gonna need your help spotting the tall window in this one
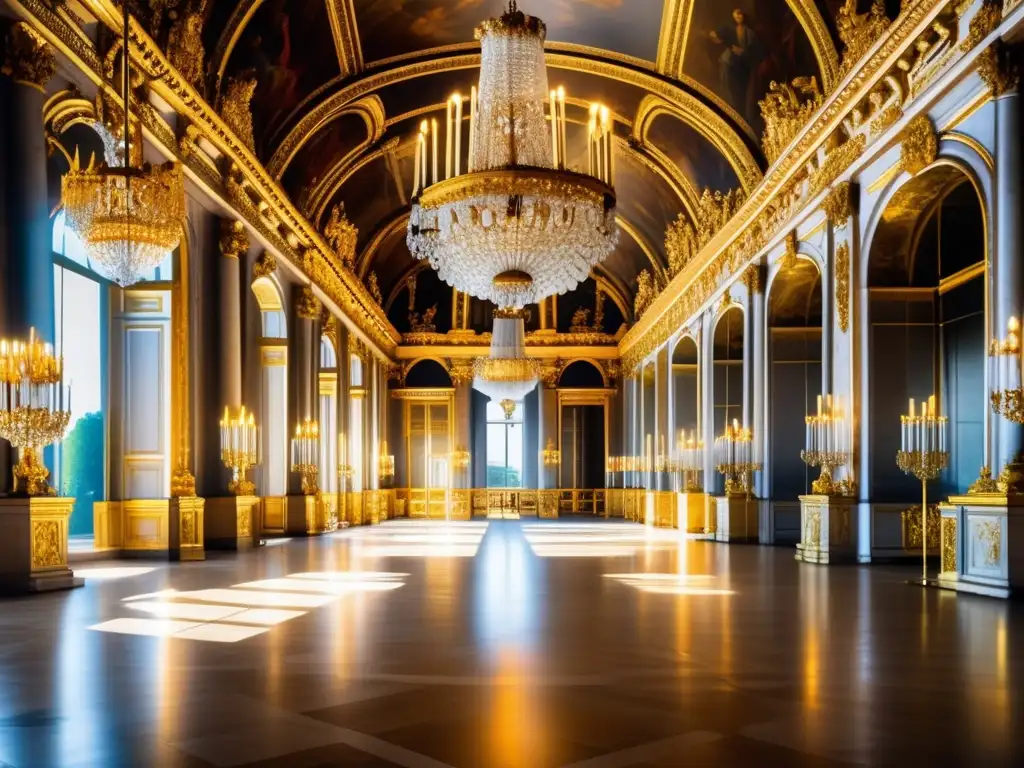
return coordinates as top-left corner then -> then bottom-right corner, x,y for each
486,399 -> 523,488
319,337 -> 338,493
252,275 -> 288,496
350,355 -> 365,492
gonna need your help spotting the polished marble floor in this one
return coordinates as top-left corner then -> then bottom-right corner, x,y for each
1,519 -> 1022,767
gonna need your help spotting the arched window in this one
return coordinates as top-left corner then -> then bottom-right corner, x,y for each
349,354 -> 365,492
252,275 -> 288,496
319,336 -> 338,493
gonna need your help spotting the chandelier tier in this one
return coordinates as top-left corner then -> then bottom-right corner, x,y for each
406,1 -> 618,309
60,0 -> 186,287
472,310 -> 539,418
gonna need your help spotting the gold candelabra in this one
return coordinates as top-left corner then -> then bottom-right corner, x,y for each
800,394 -> 851,496
990,316 -> 1023,423
378,441 -> 395,485
219,405 -> 260,495
0,329 -> 71,496
896,395 -> 949,584
676,429 -> 704,492
542,438 -> 560,468
714,419 -> 760,497
451,448 -> 472,472
291,419 -> 320,495
337,431 -> 353,491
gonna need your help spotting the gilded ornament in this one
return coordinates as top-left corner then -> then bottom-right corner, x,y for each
899,115 -> 938,175
959,1 -> 1002,53
941,516 -> 957,573
968,465 -> 1001,493
297,286 -> 320,320
2,22 -> 56,91
219,219 -> 249,259
902,505 -> 941,550
977,520 -> 1001,566
664,213 -> 698,277
778,230 -> 798,270
323,202 -> 357,269
31,520 -> 62,569
837,0 -> 890,75
409,305 -> 437,333
540,360 -> 563,389
822,182 -> 855,228
253,251 -> 277,279
977,42 -> 1019,97
759,76 -> 822,165
366,272 -> 383,306
166,0 -> 208,93
237,506 -> 251,537
570,307 -> 591,333
835,242 -> 850,333
171,466 -> 197,497
222,72 -> 257,152
869,103 -> 903,134
634,269 -> 657,320
593,289 -> 606,332
809,135 -> 865,196
181,509 -> 195,544
602,359 -> 623,382
447,359 -> 475,386
741,265 -> 763,294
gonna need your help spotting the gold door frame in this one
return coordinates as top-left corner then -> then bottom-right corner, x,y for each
557,388 -> 613,498
392,388 -> 455,518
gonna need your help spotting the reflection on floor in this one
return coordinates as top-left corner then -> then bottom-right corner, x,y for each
89,571 -> 407,643
0,519 -> 1021,767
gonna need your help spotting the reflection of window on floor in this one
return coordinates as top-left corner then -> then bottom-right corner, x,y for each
486,399 -> 523,488
53,264 -> 107,536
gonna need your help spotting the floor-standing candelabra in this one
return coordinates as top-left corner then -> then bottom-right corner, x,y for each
896,395 -> 949,584
378,441 -> 395,488
291,419 -> 320,495
220,406 -> 260,495
715,420 -> 761,497
677,430 -> 704,492
990,316 -> 1023,423
0,329 -> 71,496
801,394 -> 850,495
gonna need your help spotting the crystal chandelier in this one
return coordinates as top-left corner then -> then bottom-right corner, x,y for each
0,329 -> 71,496
406,1 -> 618,308
60,1 -> 186,287
472,309 -> 539,418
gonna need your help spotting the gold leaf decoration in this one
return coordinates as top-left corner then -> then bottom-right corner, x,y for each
835,242 -> 850,333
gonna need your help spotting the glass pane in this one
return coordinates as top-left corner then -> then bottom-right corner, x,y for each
505,423 -> 523,488
409,404 -> 426,487
486,423 -> 508,487
54,266 -> 105,535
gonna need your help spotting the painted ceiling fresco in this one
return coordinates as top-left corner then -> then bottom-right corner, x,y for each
197,0 -> 844,307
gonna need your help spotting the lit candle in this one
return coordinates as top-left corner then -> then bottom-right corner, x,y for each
557,87 -> 567,169
445,97 -> 453,180
468,86 -> 477,172
453,94 -> 463,177
431,118 -> 439,186
550,89 -> 558,168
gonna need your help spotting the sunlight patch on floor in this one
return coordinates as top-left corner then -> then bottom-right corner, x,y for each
522,522 -> 686,557
333,520 -> 490,558
603,573 -> 736,596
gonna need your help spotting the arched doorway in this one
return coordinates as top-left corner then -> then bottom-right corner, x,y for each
767,256 -> 823,541
864,165 -> 986,559
252,275 -> 288,496
711,305 -> 745,494
671,334 -> 700,492
557,360 -> 609,515
319,334 -> 338,495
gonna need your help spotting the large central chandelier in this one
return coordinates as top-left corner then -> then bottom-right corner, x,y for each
406,1 -> 618,308
60,0 -> 186,287
472,309 -> 539,418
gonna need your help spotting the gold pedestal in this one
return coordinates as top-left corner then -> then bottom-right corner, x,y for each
936,491 -> 1016,598
647,491 -> 677,528
679,492 -> 711,536
715,495 -> 758,542
92,499 -> 205,561
539,490 -> 559,519
347,491 -> 364,526
795,494 -> 854,564
261,496 -> 287,535
205,496 -> 262,550
0,497 -> 82,593
286,495 -> 330,535
450,489 -> 472,520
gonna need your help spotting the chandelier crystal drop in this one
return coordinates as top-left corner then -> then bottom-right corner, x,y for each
406,1 -> 618,308
472,310 -> 539,417
59,1 -> 186,287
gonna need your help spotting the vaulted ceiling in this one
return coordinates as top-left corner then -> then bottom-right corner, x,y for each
192,0 -> 844,318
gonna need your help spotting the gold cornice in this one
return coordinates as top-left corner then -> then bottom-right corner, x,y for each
326,0 -> 363,78
656,0 -> 688,77
618,0 -> 954,367
267,48 -> 762,182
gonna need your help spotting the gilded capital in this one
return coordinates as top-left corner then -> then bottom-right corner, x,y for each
777,230 -> 798,270
540,360 -> 562,389
835,242 -> 850,333
2,22 -> 56,92
822,182 -> 854,228
253,251 -> 277,280
296,286 -> 320,321
741,264 -> 764,294
447,359 -> 475,386
219,219 -> 249,259
978,42 -> 1019,98
899,115 -> 937,176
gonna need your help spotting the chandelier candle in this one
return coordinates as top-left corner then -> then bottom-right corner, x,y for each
896,395 -> 950,584
406,1 -> 618,308
219,406 -> 260,496
801,394 -> 850,495
990,316 -> 1023,422
678,430 -> 705,493
291,419 -> 320,495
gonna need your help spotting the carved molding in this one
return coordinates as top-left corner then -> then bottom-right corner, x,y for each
822,182 -> 855,228
2,21 -> 55,91
835,242 -> 850,333
253,251 -> 277,280
296,286 -> 320,321
977,42 -> 1019,97
899,115 -> 938,175
219,219 -> 249,259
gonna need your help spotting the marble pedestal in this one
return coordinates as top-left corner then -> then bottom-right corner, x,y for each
0,497 -> 82,593
795,495 -> 855,564
715,495 -> 758,542
93,498 -> 205,561
935,493 -> 1023,598
286,495 -> 331,535
205,496 -> 262,550
679,492 -> 712,536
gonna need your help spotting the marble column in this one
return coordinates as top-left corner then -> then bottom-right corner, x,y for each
747,268 -> 766,497
700,311 -> 717,493
994,87 -> 1023,476
450,361 -> 474,490
289,286 -> 319,495
218,220 -> 248,411
655,344 -> 670,491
